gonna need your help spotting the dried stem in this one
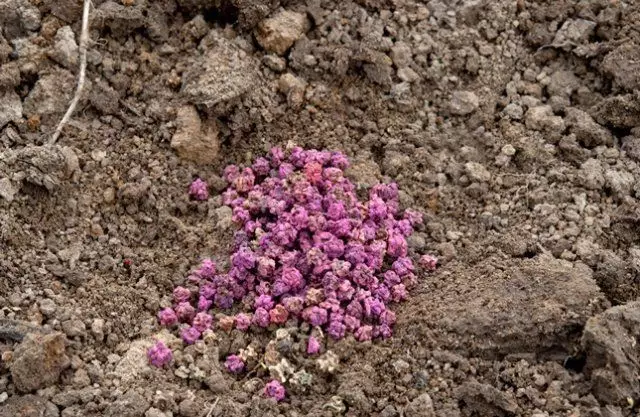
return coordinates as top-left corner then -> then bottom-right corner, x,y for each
50,0 -> 91,144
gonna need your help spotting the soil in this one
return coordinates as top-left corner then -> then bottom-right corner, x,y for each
2,0 -> 640,416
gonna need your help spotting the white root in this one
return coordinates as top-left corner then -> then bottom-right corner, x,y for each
50,0 -> 92,144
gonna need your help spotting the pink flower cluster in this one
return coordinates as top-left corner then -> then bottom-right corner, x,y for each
147,341 -> 173,367
264,380 -> 286,402
157,147 -> 436,348
188,178 -> 209,201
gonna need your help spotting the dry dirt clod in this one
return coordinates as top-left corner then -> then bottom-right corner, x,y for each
9,332 -> 69,393
170,105 -> 220,164
254,10 -> 310,56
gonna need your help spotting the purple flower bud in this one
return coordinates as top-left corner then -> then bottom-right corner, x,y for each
232,246 -> 256,270
269,304 -> 289,324
223,165 -> 240,183
269,147 -> 285,167
380,309 -> 396,326
354,325 -> 373,342
392,257 -> 415,277
419,254 -> 438,271
197,296 -> 213,311
233,168 -> 255,193
158,308 -> 178,327
175,302 -> 196,322
264,379 -> 286,402
376,324 -> 393,339
305,161 -> 323,184
391,284 -> 408,302
253,307 -> 270,327
225,354 -> 245,374
255,294 -> 275,310
374,285 -> 391,302
271,222 -> 297,247
368,196 -> 388,223
192,312 -> 213,332
396,219 -> 414,236
307,336 -> 321,355
404,209 -> 423,226
195,258 -> 216,279
291,206 -> 309,229
232,207 -> 251,224
148,341 -> 172,367
252,157 -> 271,176
278,162 -> 294,178
282,296 -> 304,314
330,152 -> 349,170
257,256 -> 276,277
337,280 -> 355,301
180,326 -> 201,345
326,202 -> 346,220
235,313 -> 252,331
387,232 -> 408,258
344,314 -> 361,332
346,300 -> 363,320
289,146 -> 307,167
281,266 -> 304,291
173,286 -> 191,303
327,319 -> 346,340
188,178 -> 209,201
302,306 -> 328,326
323,167 -> 343,182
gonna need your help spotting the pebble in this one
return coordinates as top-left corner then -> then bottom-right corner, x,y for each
405,393 -> 435,417
39,299 -> 57,316
450,91 -> 479,115
255,10 -> 309,55
9,332 -> 69,393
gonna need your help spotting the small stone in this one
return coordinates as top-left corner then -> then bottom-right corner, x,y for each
62,319 -> 86,338
48,26 -> 78,69
525,105 -> 565,133
145,408 -> 169,417
103,188 -> 116,203
181,36 -> 259,108
171,105 -> 219,164
278,73 -> 306,108
23,69 -> 77,121
91,318 -> 105,341
397,67 -> 419,83
501,144 -> 516,156
255,10 -> 310,55
602,43 -> 640,91
39,299 -> 57,316
72,368 -> 91,388
0,394 -> 50,417
392,359 -> 410,374
503,103 -> 523,120
604,169 -> 634,197
0,178 -> 18,202
547,70 -> 579,98
10,332 -> 70,393
262,54 -> 286,72
405,393 -> 435,417
390,41 -> 413,68
450,91 -> 479,115
464,162 -> 491,182
552,19 -> 596,46
579,159 -> 605,190
565,108 -> 613,147
104,390 -> 150,417
0,90 -> 22,129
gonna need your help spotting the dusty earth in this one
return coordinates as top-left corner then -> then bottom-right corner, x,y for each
2,0 -> 640,416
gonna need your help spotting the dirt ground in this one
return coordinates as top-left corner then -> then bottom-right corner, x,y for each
3,0 -> 640,416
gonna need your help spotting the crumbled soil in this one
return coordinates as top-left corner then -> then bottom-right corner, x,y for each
2,0 -> 640,416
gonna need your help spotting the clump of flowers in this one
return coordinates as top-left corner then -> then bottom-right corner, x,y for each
264,379 -> 286,402
158,147 -> 437,348
225,354 -> 245,373
147,341 -> 173,367
188,178 -> 209,201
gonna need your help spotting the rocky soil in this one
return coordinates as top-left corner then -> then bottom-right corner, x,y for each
2,0 -> 640,416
